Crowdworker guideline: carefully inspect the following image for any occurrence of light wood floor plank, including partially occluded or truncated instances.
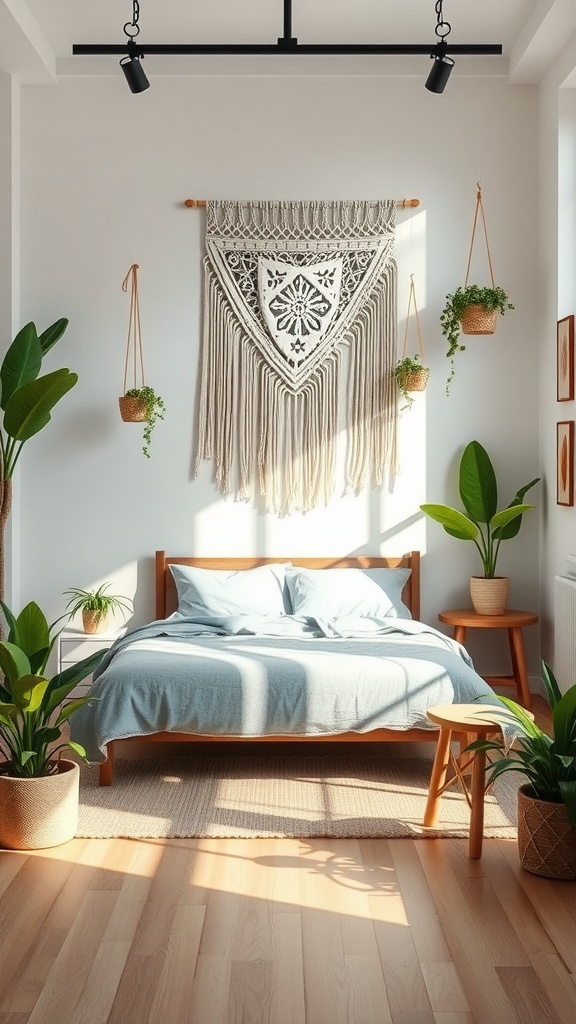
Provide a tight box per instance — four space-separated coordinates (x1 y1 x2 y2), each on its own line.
421 962 469 1013
146 905 206 1024
496 965 562 1023
269 912 306 1024
188 954 231 1024
25 890 118 1024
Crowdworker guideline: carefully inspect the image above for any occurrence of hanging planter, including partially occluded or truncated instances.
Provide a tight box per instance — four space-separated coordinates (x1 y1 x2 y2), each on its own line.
119 264 165 456
441 184 514 395
394 274 430 410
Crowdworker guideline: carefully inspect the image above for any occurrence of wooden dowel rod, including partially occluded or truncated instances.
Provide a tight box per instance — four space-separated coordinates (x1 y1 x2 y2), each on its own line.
184 198 420 209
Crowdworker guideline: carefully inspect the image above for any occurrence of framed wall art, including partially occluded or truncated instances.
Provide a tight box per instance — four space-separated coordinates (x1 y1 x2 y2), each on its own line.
557 420 574 506
557 314 574 401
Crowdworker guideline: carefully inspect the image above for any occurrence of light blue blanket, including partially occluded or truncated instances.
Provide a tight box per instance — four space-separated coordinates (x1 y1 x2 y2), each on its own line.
70 614 502 762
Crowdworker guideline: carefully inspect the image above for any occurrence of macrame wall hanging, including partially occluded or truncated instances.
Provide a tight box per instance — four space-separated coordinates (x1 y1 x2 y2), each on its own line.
195 199 398 514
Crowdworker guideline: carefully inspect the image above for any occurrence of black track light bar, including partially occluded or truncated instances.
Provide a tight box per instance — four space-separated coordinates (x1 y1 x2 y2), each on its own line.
73 42 502 57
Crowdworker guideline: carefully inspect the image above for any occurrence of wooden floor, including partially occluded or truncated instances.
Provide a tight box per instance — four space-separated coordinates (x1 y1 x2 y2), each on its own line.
1 698 576 1024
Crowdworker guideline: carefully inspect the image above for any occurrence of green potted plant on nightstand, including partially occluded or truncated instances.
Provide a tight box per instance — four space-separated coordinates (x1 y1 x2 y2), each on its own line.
420 439 540 615
63 583 132 634
0 599 107 849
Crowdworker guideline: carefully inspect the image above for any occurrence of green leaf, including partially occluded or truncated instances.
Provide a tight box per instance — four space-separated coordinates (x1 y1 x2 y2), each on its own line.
419 504 479 541
0 601 18 643
14 601 50 664
3 369 78 443
459 441 497 524
67 739 87 760
541 661 563 707
0 323 42 410
490 504 534 532
558 780 576 828
44 649 107 713
55 696 98 724
553 686 576 752
0 642 32 688
39 318 69 356
12 675 49 713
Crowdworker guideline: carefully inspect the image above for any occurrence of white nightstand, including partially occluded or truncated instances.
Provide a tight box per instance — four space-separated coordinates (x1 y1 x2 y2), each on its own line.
57 628 126 699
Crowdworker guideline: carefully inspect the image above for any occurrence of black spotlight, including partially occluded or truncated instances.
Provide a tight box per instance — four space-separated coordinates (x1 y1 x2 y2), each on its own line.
425 0 454 94
425 49 454 93
120 2 150 93
120 45 149 93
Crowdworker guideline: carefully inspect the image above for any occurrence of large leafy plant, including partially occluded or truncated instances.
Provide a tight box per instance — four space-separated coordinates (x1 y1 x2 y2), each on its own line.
0 319 77 599
467 662 576 826
0 601 106 778
420 440 540 578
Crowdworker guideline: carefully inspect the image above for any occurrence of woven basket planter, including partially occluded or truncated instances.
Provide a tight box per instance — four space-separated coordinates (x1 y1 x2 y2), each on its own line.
0 759 79 850
82 609 109 634
401 368 430 392
460 304 498 336
469 576 509 616
518 785 576 879
119 395 148 422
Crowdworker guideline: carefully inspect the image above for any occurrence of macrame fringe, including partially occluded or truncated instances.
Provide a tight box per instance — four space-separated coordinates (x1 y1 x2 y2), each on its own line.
196 199 398 514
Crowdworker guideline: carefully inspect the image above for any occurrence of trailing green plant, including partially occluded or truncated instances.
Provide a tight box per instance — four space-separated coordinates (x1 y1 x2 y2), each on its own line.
63 583 132 622
394 354 430 411
420 439 540 578
123 385 165 458
467 661 576 827
0 600 107 778
0 319 77 599
440 284 514 395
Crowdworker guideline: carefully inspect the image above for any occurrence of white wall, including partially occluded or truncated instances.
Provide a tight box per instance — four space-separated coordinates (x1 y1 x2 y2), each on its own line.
538 38 576 685
16 70 541 676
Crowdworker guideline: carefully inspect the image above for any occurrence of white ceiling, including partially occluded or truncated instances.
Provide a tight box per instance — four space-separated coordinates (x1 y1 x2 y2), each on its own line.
2 0 576 85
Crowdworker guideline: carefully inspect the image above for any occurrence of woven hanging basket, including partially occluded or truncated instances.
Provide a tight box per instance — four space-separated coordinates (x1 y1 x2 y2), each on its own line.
460 304 498 336
119 395 148 422
402 367 430 392
518 785 576 879
0 759 79 850
469 576 509 615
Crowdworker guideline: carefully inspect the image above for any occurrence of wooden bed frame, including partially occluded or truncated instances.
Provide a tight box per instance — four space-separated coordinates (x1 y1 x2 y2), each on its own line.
99 549 430 784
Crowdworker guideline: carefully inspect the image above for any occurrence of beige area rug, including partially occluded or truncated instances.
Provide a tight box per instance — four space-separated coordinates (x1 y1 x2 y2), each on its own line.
76 754 521 840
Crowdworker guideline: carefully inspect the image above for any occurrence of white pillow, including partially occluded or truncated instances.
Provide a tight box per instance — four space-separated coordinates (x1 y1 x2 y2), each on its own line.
169 563 290 618
285 566 412 619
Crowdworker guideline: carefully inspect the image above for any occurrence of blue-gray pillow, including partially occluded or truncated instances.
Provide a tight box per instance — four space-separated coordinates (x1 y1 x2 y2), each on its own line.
285 566 412 619
169 563 290 618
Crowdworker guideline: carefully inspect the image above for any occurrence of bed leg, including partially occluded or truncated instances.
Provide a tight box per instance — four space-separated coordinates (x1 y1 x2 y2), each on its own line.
99 743 115 786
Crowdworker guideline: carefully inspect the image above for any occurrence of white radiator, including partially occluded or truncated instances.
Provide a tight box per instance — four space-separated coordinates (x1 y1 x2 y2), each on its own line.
554 574 576 691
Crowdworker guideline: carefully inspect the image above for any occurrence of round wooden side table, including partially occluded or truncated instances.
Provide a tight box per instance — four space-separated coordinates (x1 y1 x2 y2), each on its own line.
423 703 533 859
438 608 538 710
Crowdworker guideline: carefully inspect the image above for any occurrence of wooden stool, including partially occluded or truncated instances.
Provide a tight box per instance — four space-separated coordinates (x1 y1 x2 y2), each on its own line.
438 609 539 710
423 703 533 859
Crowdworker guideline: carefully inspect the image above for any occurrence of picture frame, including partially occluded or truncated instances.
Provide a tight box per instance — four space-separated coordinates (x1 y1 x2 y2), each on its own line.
557 315 574 401
557 420 574 506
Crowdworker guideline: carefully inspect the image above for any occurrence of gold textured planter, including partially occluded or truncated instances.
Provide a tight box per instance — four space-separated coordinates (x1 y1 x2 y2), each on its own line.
401 368 430 392
0 759 79 850
469 576 509 616
460 304 498 335
518 785 576 879
119 395 148 422
82 609 108 634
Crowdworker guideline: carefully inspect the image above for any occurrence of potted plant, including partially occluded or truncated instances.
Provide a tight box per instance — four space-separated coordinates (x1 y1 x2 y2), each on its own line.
440 285 514 395
63 582 132 634
0 600 107 849
119 385 165 458
467 661 576 879
420 440 540 615
394 355 430 410
0 319 77 600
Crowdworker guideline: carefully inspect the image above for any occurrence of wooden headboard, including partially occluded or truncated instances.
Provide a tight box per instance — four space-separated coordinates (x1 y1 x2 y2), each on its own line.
155 551 420 621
